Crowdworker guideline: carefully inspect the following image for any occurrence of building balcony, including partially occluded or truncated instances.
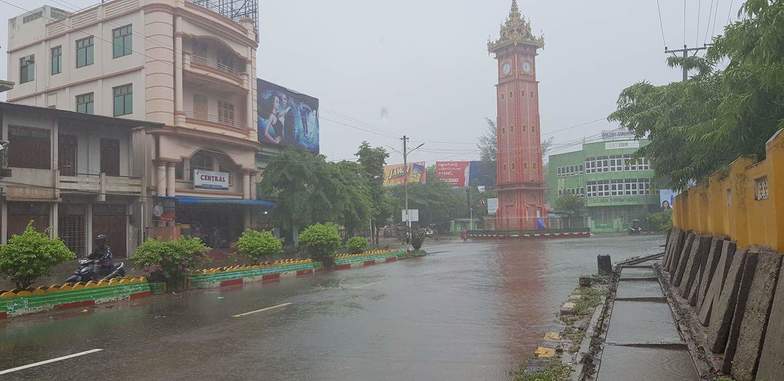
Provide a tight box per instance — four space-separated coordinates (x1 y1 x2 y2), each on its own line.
184 111 248 134
59 173 142 199
183 53 248 90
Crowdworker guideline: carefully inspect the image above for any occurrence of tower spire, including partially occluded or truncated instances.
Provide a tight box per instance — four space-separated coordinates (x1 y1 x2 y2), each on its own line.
488 0 544 54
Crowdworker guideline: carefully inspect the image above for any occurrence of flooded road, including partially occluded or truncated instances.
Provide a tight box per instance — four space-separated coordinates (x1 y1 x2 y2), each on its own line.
0 235 664 380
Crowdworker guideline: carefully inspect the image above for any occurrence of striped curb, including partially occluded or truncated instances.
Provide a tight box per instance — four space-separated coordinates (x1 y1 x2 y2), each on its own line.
468 230 591 240
189 262 316 289
334 250 406 270
0 279 151 319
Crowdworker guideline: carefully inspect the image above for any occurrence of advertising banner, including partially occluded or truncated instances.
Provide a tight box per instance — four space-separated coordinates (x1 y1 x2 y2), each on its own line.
469 161 496 187
257 79 320 153
435 161 471 188
487 198 499 215
659 189 675 209
383 162 427 187
193 169 230 190
401 209 420 222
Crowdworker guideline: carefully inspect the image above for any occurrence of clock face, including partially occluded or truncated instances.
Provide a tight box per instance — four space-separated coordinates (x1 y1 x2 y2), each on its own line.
502 62 512 76
522 61 533 74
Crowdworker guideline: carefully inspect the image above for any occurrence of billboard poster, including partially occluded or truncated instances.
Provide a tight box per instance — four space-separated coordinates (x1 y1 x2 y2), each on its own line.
435 161 471 188
257 79 320 153
469 161 496 187
659 189 675 209
383 162 427 187
487 198 499 215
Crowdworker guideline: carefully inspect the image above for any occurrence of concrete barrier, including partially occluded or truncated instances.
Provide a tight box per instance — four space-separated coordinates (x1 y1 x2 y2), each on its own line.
0 277 151 319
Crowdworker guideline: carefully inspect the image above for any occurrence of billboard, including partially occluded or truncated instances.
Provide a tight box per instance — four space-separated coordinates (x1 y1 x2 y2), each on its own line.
659 189 675 209
384 162 426 187
487 198 499 215
257 79 320 153
435 161 471 188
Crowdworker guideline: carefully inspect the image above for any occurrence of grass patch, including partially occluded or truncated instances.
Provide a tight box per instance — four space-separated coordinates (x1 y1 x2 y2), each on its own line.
514 360 572 381
573 287 606 316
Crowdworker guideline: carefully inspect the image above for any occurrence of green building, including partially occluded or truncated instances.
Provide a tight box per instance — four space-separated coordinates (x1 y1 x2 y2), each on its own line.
545 132 659 233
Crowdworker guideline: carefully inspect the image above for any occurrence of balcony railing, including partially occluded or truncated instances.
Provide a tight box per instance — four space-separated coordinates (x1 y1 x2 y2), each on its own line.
189 54 245 77
59 173 142 196
185 111 239 129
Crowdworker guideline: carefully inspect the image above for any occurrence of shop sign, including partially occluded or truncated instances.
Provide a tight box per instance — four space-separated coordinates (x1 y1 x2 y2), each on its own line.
193 169 230 190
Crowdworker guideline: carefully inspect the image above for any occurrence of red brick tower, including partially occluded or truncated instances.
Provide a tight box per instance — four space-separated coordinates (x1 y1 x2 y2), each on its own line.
489 0 546 230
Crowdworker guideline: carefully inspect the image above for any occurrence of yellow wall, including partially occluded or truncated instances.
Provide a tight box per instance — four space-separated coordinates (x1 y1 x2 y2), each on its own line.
673 130 784 251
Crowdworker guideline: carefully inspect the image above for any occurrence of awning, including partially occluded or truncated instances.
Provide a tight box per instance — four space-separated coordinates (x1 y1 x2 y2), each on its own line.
173 196 276 208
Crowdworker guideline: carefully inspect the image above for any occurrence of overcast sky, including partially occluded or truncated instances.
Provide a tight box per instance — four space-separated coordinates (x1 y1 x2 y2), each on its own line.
0 0 741 163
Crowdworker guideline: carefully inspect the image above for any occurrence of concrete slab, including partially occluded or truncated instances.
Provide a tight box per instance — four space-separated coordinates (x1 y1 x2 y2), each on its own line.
606 301 683 345
598 345 698 381
664 229 684 271
619 266 657 279
668 232 692 274
698 241 736 325
686 236 717 305
673 233 696 284
721 250 759 372
695 239 726 310
756 256 784 381
730 249 782 381
706 249 749 351
616 280 664 300
677 235 711 293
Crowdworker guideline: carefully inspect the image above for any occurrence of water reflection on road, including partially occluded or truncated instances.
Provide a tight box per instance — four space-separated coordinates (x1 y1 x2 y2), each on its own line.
0 234 664 380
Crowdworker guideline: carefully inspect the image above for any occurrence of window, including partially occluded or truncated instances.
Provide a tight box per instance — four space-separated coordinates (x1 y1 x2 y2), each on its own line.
112 25 132 58
193 94 208 120
218 101 235 126
51 46 62 75
76 93 94 114
58 134 78 176
113 84 133 116
755 177 769 200
76 36 94 68
8 126 50 169
100 139 120 176
19 55 35 83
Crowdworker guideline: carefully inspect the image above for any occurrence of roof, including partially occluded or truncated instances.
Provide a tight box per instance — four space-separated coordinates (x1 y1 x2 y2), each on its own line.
0 80 13 93
0 102 164 129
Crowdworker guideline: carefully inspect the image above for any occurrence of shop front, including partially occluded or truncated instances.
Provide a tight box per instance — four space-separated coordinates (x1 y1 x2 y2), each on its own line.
174 197 274 249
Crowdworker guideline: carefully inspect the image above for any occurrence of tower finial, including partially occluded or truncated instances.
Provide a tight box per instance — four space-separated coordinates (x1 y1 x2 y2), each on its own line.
488 0 544 53
510 0 520 18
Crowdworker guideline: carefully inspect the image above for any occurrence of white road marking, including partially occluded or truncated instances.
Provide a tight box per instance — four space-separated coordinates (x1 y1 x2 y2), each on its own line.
233 302 292 318
0 349 104 375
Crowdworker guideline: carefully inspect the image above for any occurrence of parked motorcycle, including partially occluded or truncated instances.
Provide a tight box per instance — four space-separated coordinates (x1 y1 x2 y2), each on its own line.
628 219 643 235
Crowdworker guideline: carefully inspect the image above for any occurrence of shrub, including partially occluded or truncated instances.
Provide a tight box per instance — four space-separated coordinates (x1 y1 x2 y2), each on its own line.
346 236 369 254
0 223 75 289
132 237 210 288
646 209 673 232
299 223 341 267
236 230 283 262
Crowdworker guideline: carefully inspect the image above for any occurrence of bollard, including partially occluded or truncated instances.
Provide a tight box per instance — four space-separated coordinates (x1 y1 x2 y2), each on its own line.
597 255 612 276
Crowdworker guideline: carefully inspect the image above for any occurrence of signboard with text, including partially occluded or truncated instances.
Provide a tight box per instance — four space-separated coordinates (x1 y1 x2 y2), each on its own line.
487 198 499 215
402 209 420 222
193 169 230 190
435 161 471 188
384 162 427 187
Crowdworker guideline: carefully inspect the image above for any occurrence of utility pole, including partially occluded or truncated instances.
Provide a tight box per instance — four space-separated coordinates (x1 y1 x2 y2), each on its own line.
664 44 709 82
401 135 423 248
466 187 473 231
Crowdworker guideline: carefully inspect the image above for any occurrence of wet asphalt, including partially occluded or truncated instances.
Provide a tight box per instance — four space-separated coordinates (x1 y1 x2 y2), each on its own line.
0 235 664 380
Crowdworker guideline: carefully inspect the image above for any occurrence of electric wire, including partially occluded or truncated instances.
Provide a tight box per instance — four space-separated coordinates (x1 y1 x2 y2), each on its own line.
656 0 668 48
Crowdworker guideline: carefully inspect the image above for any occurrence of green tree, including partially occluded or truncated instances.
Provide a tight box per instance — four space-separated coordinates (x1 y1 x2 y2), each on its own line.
356 142 390 244
609 0 784 189
346 236 369 254
236 230 283 262
330 160 373 239
478 118 497 162
260 149 337 244
0 223 75 289
554 194 586 229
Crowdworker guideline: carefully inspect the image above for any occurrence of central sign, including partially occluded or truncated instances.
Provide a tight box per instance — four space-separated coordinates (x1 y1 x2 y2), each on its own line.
193 169 230 190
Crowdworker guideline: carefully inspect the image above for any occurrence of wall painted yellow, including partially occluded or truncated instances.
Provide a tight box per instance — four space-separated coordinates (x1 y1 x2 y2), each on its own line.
673 130 784 251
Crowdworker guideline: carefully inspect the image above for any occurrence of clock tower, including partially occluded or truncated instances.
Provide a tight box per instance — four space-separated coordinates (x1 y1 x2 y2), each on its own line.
489 0 546 230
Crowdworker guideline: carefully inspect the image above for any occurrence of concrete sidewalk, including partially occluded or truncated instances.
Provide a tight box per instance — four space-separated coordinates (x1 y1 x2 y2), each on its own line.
596 262 699 380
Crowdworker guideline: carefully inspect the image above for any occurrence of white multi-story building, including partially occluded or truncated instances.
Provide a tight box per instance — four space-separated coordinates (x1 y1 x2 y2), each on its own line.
5 0 269 252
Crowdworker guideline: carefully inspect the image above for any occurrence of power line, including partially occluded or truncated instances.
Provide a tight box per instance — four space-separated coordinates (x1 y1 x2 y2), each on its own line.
656 0 668 48
683 0 687 46
704 0 715 44
696 0 702 48
726 0 736 25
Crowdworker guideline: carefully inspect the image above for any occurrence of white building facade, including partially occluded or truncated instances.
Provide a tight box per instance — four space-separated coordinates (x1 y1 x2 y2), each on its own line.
6 0 268 251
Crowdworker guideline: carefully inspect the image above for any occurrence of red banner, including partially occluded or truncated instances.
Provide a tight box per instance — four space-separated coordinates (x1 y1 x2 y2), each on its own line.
435 161 470 188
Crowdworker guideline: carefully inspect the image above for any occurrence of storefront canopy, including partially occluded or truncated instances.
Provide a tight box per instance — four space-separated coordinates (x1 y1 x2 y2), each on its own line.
173 196 276 208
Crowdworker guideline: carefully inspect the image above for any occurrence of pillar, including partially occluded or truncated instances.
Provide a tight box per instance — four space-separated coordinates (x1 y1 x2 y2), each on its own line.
242 171 251 199
156 162 166 196
50 202 59 239
166 164 176 197
1 199 7 244
86 202 93 255
174 16 185 126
